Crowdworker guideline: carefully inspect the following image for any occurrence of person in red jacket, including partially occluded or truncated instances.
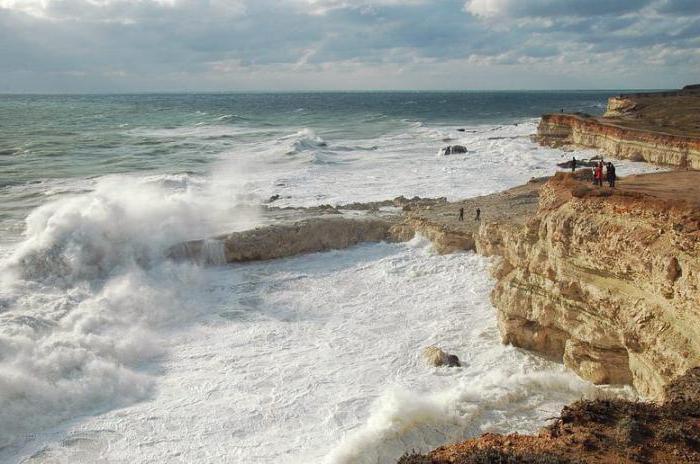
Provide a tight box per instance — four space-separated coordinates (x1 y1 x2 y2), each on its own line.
594 162 603 186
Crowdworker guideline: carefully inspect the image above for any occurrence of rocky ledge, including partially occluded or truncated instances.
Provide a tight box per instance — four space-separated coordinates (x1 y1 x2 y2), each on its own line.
536 87 700 168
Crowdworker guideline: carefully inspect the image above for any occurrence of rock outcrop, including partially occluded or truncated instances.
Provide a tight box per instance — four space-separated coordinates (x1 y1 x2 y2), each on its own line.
422 346 461 367
168 217 400 264
441 145 469 155
475 171 700 400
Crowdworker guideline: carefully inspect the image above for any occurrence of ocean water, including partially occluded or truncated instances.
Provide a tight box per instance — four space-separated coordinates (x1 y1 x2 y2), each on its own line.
0 92 658 463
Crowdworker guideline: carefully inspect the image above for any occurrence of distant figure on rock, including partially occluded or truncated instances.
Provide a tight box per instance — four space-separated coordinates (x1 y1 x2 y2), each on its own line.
458 207 464 221
422 346 461 368
475 208 481 221
571 157 577 172
607 162 617 188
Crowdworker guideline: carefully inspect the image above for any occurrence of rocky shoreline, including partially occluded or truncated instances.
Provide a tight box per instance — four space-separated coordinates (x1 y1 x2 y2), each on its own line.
170 90 700 462
172 170 699 461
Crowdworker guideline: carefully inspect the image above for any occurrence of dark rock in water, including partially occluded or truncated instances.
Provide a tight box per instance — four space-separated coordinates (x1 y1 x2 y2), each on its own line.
446 354 461 367
442 145 468 155
457 128 466 132
558 159 599 169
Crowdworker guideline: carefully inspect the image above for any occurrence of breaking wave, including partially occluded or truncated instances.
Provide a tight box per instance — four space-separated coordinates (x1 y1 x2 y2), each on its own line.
326 371 630 464
0 171 259 451
284 128 329 155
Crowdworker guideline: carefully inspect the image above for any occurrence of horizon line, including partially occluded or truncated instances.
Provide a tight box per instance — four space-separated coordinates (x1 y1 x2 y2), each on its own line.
0 87 676 96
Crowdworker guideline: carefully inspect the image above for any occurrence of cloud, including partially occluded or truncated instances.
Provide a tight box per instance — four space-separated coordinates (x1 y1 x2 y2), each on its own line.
465 0 653 18
0 0 698 91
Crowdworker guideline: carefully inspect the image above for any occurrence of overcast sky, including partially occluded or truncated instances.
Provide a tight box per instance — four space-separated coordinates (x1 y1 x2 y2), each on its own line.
1 0 699 92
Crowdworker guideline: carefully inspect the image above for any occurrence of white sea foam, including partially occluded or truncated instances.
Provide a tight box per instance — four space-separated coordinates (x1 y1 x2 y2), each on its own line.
0 162 262 454
2 239 635 463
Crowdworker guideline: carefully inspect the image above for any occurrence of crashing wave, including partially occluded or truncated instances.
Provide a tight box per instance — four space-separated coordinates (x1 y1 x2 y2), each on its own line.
284 128 328 155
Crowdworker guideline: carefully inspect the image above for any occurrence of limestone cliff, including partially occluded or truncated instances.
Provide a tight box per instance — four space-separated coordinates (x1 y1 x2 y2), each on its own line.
538 113 700 168
475 171 700 400
537 88 700 168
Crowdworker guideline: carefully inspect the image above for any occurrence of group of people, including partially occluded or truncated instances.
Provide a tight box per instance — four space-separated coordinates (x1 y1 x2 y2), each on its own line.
594 160 616 188
457 158 616 222
571 156 617 188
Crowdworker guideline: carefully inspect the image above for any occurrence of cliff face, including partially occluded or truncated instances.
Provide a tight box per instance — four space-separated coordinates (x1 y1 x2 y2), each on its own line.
537 89 700 168
475 172 700 399
537 113 700 168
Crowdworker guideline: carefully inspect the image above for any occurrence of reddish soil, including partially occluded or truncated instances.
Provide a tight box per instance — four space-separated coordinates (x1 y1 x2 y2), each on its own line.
398 370 700 464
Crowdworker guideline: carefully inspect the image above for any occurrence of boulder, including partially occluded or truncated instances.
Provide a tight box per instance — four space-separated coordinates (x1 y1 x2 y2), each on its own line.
422 346 461 367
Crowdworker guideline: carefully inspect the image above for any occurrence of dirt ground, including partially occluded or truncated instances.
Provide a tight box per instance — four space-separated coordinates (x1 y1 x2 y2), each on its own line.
398 369 700 464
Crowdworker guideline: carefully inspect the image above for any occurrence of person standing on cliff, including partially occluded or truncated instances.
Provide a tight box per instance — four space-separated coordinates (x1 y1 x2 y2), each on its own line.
571 157 577 172
475 208 481 221
606 162 616 188
458 207 464 221
594 163 603 186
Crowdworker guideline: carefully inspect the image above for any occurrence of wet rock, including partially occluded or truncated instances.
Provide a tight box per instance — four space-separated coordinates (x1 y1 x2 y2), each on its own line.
423 346 461 368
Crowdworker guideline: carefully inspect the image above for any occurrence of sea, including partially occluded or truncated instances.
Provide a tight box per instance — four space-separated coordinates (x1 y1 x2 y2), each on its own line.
0 92 660 463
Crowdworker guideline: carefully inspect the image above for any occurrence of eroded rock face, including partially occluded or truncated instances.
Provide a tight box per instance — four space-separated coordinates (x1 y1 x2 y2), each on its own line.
537 113 700 168
476 174 700 399
169 217 399 264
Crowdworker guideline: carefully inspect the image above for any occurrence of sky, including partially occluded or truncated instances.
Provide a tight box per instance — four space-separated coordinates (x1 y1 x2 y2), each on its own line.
1 0 699 92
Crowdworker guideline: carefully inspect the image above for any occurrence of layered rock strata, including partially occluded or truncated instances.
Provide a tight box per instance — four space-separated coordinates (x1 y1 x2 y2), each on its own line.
537 113 700 168
537 88 700 168
475 171 700 399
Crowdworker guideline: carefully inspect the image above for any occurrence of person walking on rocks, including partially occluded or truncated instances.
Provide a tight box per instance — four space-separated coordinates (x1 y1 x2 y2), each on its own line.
571 157 577 172
606 162 616 188
458 207 464 221
475 208 481 221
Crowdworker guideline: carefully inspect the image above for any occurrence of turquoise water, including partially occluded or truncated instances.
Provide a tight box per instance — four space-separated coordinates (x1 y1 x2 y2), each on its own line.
0 91 613 181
